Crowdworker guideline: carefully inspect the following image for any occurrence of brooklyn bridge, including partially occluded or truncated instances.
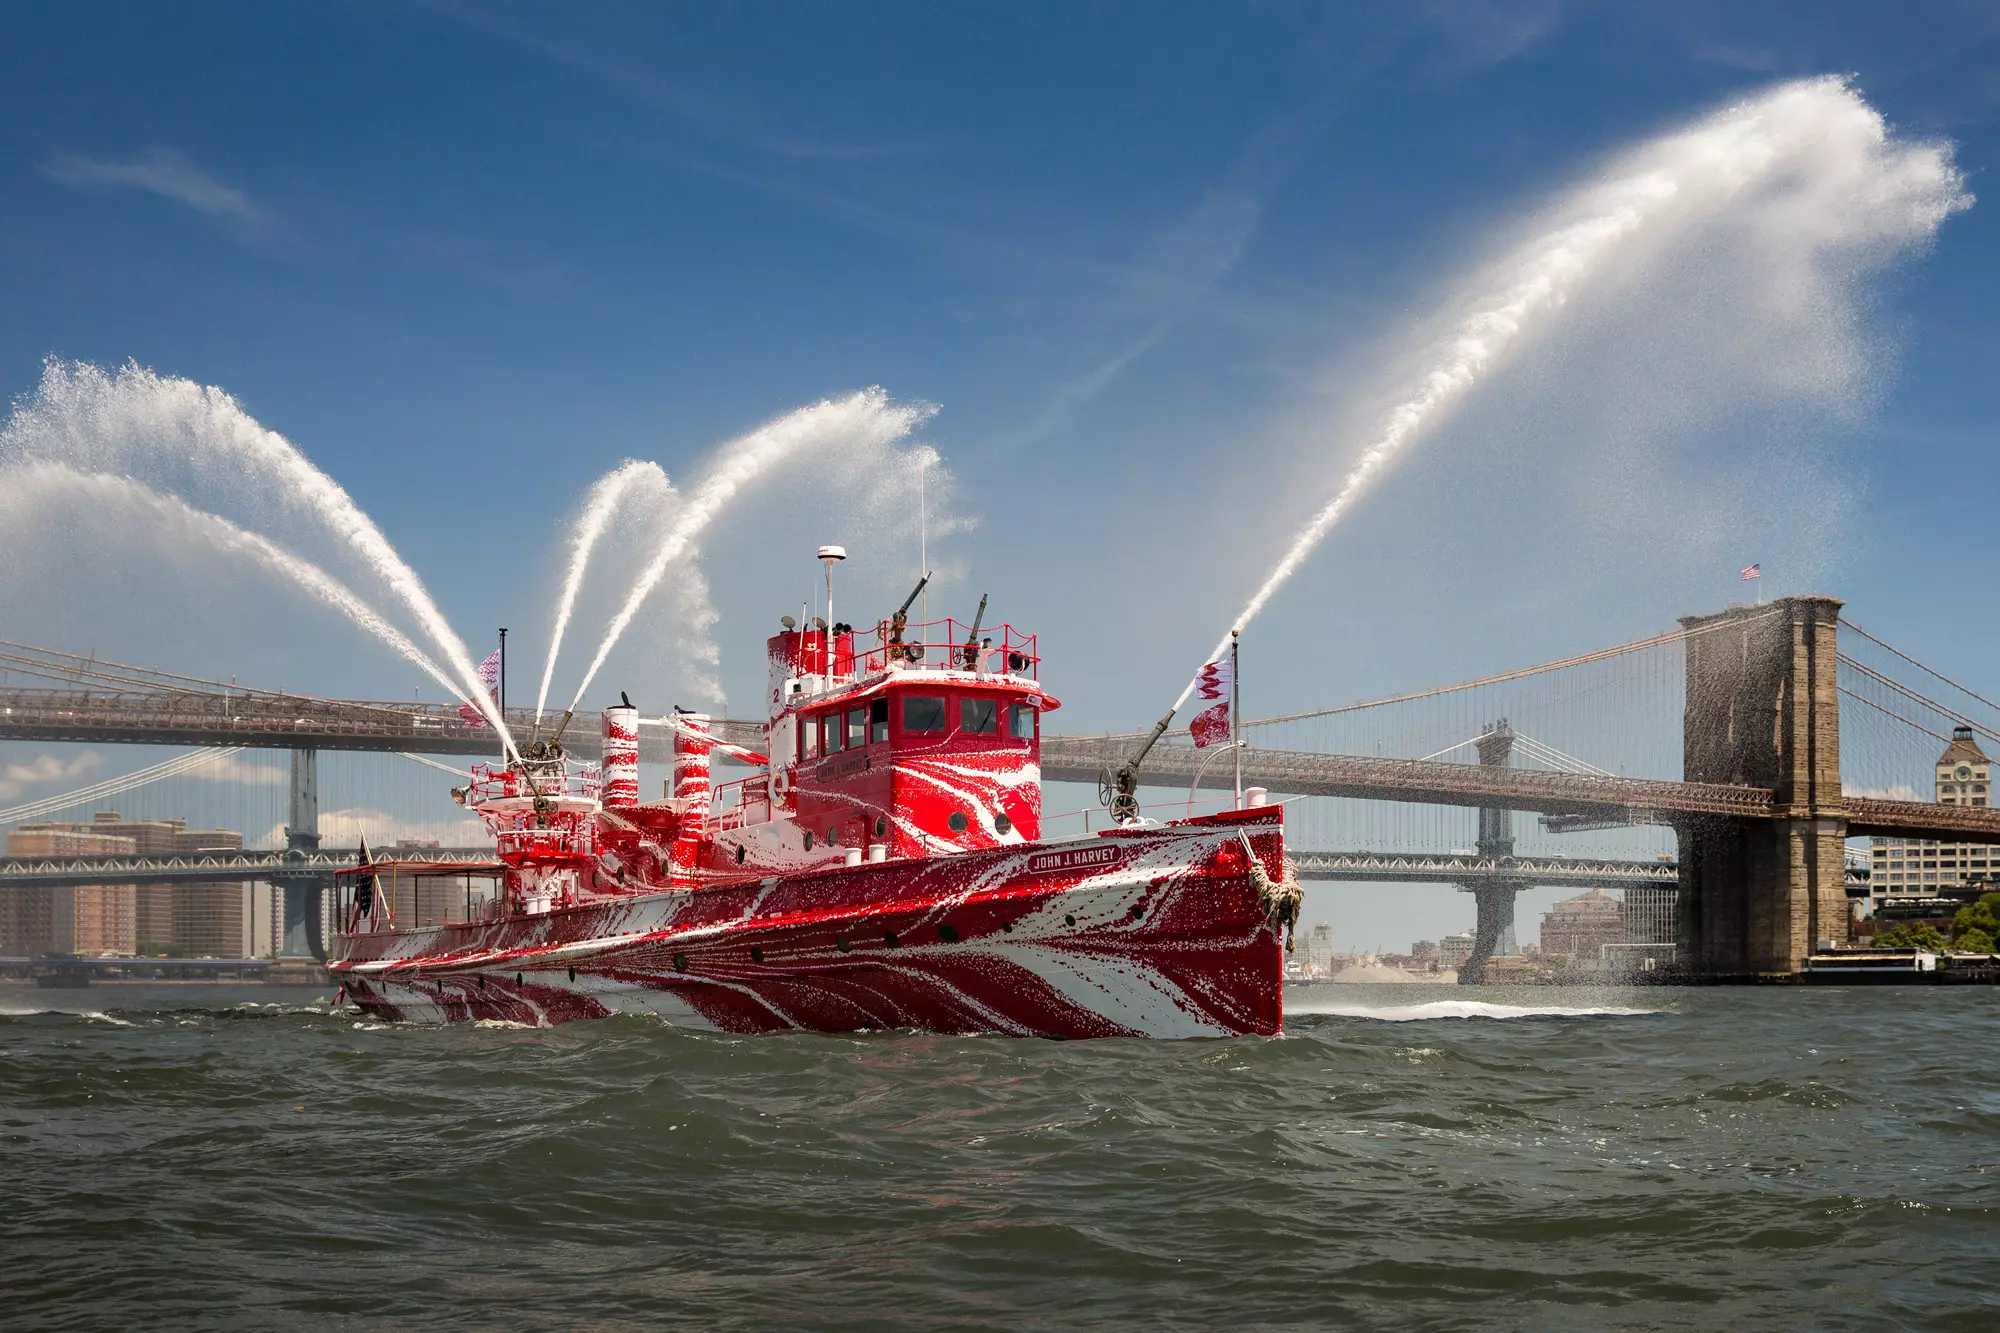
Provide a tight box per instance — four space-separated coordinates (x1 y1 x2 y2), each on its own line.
3 594 1992 980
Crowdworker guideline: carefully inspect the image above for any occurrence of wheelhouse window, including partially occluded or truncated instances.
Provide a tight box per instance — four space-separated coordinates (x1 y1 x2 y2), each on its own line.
870 697 889 743
846 708 868 749
962 697 999 735
903 695 946 733
823 711 844 753
800 714 821 760
1009 702 1037 741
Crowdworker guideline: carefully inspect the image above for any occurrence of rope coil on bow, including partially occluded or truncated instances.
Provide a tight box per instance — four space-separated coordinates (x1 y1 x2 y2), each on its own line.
1239 833 1302 953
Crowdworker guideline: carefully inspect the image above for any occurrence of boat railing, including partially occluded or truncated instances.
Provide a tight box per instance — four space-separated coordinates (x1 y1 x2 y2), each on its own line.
466 758 602 805
333 861 506 935
850 619 1038 680
709 774 772 831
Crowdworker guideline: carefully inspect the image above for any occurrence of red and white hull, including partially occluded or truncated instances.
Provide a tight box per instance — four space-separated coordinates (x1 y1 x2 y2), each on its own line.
333 812 1287 1039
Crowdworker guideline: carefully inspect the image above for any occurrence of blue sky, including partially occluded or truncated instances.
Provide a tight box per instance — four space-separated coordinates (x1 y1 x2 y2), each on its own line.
3 2 1997 946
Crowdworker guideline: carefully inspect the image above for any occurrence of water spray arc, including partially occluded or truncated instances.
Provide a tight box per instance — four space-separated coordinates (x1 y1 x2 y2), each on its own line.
1 362 522 759
1113 76 1972 817
565 388 931 714
534 459 676 726
0 462 463 700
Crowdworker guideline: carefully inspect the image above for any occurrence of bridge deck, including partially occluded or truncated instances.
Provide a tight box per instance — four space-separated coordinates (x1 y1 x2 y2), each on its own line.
7 690 1997 843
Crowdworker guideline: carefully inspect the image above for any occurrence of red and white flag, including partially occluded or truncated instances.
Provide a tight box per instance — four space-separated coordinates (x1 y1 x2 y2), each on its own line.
1740 563 1761 581
458 649 501 727
1189 653 1234 749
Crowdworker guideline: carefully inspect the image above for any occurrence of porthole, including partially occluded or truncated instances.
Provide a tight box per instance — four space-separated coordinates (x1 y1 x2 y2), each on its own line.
751 947 764 963
1065 914 1076 927
1130 905 1144 921
805 833 814 851
994 813 1012 835
515 973 523 986
673 954 689 971
1001 921 1014 934
874 816 888 837
938 923 960 943
735 845 746 864
884 931 900 948
947 811 969 833
837 938 852 953
827 828 839 847
568 966 576 982
477 975 486 990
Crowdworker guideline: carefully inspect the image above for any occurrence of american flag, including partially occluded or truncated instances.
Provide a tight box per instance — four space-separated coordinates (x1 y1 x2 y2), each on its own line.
1740 563 1761 581
458 648 502 726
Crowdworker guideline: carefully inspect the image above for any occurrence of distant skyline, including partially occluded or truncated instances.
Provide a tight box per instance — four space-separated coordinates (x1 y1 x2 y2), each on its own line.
3 3 1997 944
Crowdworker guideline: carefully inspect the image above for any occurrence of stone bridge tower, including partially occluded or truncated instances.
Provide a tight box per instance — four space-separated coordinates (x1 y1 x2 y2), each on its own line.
1677 595 1848 976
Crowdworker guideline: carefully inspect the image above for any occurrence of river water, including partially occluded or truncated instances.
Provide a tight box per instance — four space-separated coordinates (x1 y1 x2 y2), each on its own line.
2 982 1993 1330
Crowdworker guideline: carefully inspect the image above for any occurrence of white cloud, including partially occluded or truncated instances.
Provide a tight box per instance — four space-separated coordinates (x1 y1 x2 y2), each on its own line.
262 807 492 850
45 148 266 227
0 751 103 801
1845 783 1923 802
186 752 289 787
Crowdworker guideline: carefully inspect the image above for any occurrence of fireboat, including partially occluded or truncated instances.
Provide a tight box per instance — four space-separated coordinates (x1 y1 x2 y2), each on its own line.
329 552 1298 1037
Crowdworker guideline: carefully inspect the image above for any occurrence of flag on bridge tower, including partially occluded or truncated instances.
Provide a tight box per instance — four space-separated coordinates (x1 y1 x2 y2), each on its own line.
1189 652 1234 748
458 649 502 727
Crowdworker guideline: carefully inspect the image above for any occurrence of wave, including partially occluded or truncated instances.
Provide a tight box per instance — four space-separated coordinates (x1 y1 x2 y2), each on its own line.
1291 999 1664 1021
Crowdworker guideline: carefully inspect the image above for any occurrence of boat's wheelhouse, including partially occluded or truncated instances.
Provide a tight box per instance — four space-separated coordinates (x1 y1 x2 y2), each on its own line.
705 613 1058 874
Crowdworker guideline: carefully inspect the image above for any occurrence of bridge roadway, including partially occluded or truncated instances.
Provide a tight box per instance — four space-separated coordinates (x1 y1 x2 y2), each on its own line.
0 846 1681 890
5 687 1995 844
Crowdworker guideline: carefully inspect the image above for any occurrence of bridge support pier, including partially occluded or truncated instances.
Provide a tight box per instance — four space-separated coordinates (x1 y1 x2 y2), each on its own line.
280 748 326 960
1677 596 1849 977
1458 721 1522 985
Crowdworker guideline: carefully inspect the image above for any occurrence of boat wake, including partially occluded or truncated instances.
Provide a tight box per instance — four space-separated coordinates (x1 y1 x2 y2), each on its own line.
1291 999 1664 1022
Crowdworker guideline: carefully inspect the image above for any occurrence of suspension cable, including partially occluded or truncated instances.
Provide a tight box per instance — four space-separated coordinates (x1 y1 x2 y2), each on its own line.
1838 685 1952 745
1840 619 2000 717
1838 653 2000 748
1244 605 1784 727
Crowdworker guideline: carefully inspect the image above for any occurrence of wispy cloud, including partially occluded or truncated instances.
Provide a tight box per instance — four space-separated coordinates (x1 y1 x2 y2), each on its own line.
0 751 103 802
45 148 267 230
1011 94 1338 448
187 752 289 787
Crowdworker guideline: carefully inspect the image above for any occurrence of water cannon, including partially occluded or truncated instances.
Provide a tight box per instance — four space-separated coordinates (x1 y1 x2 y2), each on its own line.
1102 710 1177 824
781 615 797 629
887 571 930 662
960 593 989 670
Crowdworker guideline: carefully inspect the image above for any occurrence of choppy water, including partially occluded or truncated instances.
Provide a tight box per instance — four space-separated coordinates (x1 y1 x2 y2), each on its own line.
2 983 1994 1331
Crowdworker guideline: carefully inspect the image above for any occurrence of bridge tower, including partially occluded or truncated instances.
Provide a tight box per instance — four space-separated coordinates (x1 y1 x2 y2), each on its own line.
280 748 326 959
1457 719 1524 984
1677 595 1848 976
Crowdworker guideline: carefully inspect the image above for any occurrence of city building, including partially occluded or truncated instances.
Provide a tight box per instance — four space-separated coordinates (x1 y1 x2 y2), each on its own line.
1622 885 1677 946
1868 727 2000 908
9 814 264 957
1 825 139 956
1438 933 1475 969
1540 887 1625 960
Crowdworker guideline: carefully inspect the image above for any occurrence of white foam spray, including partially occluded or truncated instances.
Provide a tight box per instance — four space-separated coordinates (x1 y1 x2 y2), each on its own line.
0 361 518 755
1173 76 1969 711
0 462 463 700
567 388 931 712
535 459 676 724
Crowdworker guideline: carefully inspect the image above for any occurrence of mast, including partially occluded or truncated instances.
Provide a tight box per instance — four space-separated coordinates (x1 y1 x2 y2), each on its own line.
1231 630 1241 809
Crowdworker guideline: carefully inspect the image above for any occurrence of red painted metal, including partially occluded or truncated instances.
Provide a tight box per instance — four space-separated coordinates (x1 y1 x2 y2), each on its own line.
330 611 1288 1037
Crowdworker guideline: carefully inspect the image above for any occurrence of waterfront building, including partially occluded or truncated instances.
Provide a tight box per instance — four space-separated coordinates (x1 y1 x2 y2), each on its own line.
1540 887 1625 960
11 813 260 956
1868 727 2000 906
1622 885 1677 946
1 826 139 956
1438 933 1475 969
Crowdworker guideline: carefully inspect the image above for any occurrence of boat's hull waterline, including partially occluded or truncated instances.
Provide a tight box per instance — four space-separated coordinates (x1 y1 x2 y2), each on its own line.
334 815 1284 1038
